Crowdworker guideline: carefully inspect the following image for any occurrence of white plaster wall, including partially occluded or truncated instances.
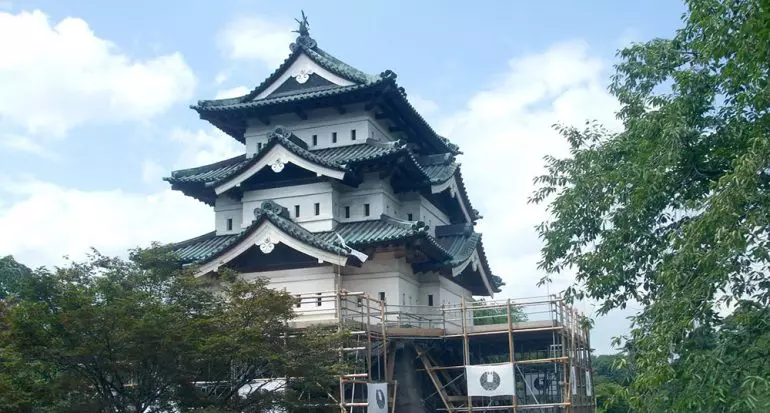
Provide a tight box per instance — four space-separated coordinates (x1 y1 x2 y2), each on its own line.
242 182 337 231
398 192 450 235
336 173 401 223
240 266 338 322
439 276 472 307
341 251 420 323
244 109 397 156
215 195 244 235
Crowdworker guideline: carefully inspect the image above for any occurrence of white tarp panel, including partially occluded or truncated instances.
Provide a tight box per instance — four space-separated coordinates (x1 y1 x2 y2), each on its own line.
523 373 558 397
367 382 388 413
586 370 593 397
571 366 577 395
465 363 515 397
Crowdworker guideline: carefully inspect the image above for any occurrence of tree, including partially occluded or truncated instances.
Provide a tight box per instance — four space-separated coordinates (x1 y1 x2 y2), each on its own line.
531 1 770 411
472 298 528 325
591 354 635 413
0 248 345 412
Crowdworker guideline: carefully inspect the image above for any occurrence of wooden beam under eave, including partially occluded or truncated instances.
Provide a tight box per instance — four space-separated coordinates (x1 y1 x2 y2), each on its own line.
258 116 271 125
336 106 347 114
294 107 308 120
389 126 403 132
374 112 391 120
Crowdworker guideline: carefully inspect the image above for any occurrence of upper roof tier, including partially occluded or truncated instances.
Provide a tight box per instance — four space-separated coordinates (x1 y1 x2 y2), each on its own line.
191 14 459 156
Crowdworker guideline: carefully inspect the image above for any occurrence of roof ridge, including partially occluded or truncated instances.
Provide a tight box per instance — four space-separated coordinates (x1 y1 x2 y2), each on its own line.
167 154 247 178
379 214 429 232
167 230 217 249
417 153 455 166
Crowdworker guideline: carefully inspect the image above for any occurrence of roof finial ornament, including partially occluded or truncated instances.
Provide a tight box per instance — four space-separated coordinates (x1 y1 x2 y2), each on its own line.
293 10 310 37
290 10 317 51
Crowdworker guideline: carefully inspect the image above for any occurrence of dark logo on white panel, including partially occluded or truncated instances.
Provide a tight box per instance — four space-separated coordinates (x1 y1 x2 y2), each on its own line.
480 371 501 391
375 389 386 409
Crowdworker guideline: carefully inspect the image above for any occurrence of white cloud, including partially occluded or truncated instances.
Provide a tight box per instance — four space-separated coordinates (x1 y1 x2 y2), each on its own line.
0 134 59 159
618 27 641 48
218 16 293 67
141 159 165 184
435 40 625 353
214 72 229 85
215 85 250 99
408 94 440 125
0 178 212 268
0 10 196 137
169 127 242 168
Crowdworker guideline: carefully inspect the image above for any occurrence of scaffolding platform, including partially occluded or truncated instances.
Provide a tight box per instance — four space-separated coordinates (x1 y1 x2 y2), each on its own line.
287 290 595 413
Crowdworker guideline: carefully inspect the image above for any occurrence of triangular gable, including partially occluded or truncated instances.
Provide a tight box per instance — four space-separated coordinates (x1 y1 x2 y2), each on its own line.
195 202 353 277
214 127 347 195
253 52 357 100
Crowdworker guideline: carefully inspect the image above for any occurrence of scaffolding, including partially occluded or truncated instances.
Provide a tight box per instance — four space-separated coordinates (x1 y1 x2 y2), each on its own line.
291 291 595 413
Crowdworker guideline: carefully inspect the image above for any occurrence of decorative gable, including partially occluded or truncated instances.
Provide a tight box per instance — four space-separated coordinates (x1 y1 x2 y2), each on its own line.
254 53 356 100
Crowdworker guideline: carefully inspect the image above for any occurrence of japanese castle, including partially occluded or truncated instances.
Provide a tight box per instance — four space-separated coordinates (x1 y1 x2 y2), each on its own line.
165 14 502 320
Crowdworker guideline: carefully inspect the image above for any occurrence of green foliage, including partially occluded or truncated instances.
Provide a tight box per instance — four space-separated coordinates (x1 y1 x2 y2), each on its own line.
0 248 344 412
592 354 635 413
471 299 528 325
0 255 33 300
531 1 770 411
595 382 631 413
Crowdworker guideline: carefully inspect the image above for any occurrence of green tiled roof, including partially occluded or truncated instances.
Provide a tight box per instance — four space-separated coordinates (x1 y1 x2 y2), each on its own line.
316 216 446 258
172 213 444 265
171 201 349 264
169 211 498 293
164 129 409 191
166 155 249 184
194 32 384 110
188 29 460 155
414 223 499 293
194 82 385 112
417 153 459 184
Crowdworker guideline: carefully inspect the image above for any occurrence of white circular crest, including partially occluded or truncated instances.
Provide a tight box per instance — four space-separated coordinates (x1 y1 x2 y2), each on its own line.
294 68 313 84
259 237 276 254
270 158 286 173
480 371 501 391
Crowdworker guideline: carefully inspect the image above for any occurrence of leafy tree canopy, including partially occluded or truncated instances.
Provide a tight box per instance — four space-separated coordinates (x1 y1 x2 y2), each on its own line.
0 248 346 413
531 0 770 411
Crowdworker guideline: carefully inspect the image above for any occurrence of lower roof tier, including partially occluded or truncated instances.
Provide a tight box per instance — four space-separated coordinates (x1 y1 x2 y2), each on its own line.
169 200 502 296
164 127 481 223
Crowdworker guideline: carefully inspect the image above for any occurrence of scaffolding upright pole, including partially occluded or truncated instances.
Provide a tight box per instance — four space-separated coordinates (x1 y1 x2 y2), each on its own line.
506 299 517 413
461 297 471 412
560 298 568 410
366 295 372 381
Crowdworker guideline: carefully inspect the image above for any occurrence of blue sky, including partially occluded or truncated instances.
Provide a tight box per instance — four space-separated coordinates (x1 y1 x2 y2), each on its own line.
0 0 686 353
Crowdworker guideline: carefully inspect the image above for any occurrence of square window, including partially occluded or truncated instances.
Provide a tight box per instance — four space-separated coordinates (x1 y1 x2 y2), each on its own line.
428 294 434 307
312 134 318 146
344 206 350 218
226 218 233 231
364 203 370 216
294 205 300 218
357 297 363 307
296 295 302 308
316 293 322 307
257 142 263 151
351 129 357 140
315 203 320 215
332 132 337 143
379 292 386 302
407 213 413 221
